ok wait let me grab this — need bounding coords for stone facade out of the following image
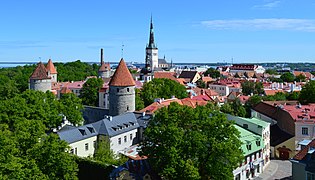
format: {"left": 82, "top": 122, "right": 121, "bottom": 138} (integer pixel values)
{"left": 109, "top": 86, "right": 135, "bottom": 116}
{"left": 29, "top": 78, "right": 52, "bottom": 92}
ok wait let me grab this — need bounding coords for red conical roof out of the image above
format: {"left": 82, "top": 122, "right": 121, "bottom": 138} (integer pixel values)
{"left": 109, "top": 59, "right": 135, "bottom": 86}
{"left": 30, "top": 62, "right": 50, "bottom": 80}
{"left": 46, "top": 59, "right": 57, "bottom": 74}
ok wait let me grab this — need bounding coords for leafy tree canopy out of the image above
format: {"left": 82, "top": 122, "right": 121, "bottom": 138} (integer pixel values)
{"left": 221, "top": 99, "right": 247, "bottom": 117}
{"left": 140, "top": 78, "right": 187, "bottom": 106}
{"left": 79, "top": 78, "right": 104, "bottom": 106}
{"left": 135, "top": 88, "right": 145, "bottom": 111}
{"left": 204, "top": 68, "right": 220, "bottom": 78}
{"left": 280, "top": 72, "right": 295, "bottom": 82}
{"left": 241, "top": 81, "right": 264, "bottom": 95}
{"left": 141, "top": 103, "right": 243, "bottom": 179}
{"left": 299, "top": 80, "right": 315, "bottom": 104}
{"left": 265, "top": 69, "right": 278, "bottom": 75}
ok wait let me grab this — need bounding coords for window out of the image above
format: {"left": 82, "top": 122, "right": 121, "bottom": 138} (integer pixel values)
{"left": 103, "top": 94, "right": 106, "bottom": 98}
{"left": 124, "top": 136, "right": 127, "bottom": 142}
{"left": 118, "top": 138, "right": 121, "bottom": 145}
{"left": 85, "top": 143, "right": 89, "bottom": 151}
{"left": 256, "top": 140, "right": 260, "bottom": 146}
{"left": 302, "top": 127, "right": 309, "bottom": 135}
{"left": 75, "top": 148, "right": 77, "bottom": 155}
{"left": 243, "top": 124, "right": 248, "bottom": 129}
{"left": 117, "top": 88, "right": 119, "bottom": 92}
{"left": 127, "top": 106, "right": 129, "bottom": 111}
{"left": 247, "top": 144, "right": 251, "bottom": 150}
{"left": 130, "top": 134, "right": 133, "bottom": 140}
{"left": 70, "top": 149, "right": 74, "bottom": 154}
{"left": 93, "top": 141, "right": 96, "bottom": 148}
{"left": 127, "top": 88, "right": 129, "bottom": 92}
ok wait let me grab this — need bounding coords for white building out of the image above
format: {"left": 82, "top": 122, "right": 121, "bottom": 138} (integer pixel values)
{"left": 57, "top": 112, "right": 139, "bottom": 157}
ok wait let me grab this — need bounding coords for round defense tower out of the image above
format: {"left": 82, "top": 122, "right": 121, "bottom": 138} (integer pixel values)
{"left": 29, "top": 62, "right": 52, "bottom": 92}
{"left": 109, "top": 58, "right": 135, "bottom": 116}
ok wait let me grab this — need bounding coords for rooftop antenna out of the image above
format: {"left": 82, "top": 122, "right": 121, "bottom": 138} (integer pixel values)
{"left": 39, "top": 57, "right": 41, "bottom": 62}
{"left": 121, "top": 43, "right": 124, "bottom": 58}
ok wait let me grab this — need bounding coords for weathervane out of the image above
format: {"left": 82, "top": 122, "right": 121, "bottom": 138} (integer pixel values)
{"left": 121, "top": 43, "right": 124, "bottom": 58}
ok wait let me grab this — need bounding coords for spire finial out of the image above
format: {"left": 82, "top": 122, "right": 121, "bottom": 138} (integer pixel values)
{"left": 121, "top": 43, "right": 124, "bottom": 58}
{"left": 100, "top": 48, "right": 104, "bottom": 64}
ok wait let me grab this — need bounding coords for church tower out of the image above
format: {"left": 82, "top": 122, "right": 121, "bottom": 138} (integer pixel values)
{"left": 109, "top": 58, "right": 135, "bottom": 116}
{"left": 146, "top": 16, "right": 158, "bottom": 70}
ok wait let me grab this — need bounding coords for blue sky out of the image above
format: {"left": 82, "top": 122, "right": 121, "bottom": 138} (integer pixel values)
{"left": 1, "top": 0, "right": 315, "bottom": 63}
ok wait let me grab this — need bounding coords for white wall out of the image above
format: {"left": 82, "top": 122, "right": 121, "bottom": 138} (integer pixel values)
{"left": 209, "top": 84, "right": 229, "bottom": 96}
{"left": 110, "top": 129, "right": 138, "bottom": 154}
{"left": 69, "top": 136, "right": 98, "bottom": 158}
{"left": 295, "top": 123, "right": 315, "bottom": 147}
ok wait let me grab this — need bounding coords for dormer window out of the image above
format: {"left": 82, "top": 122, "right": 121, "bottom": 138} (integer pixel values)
{"left": 246, "top": 144, "right": 251, "bottom": 150}
{"left": 243, "top": 124, "right": 248, "bottom": 129}
{"left": 79, "top": 129, "right": 87, "bottom": 136}
{"left": 256, "top": 140, "right": 261, "bottom": 146}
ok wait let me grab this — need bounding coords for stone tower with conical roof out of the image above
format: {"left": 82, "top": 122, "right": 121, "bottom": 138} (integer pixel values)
{"left": 98, "top": 48, "right": 111, "bottom": 78}
{"left": 46, "top": 59, "right": 58, "bottom": 82}
{"left": 109, "top": 58, "right": 135, "bottom": 116}
{"left": 146, "top": 16, "right": 158, "bottom": 70}
{"left": 29, "top": 62, "right": 52, "bottom": 92}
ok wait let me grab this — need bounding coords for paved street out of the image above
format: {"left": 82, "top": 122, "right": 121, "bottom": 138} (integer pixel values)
{"left": 255, "top": 159, "right": 292, "bottom": 180}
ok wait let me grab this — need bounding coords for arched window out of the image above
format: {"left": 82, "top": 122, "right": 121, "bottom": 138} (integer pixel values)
{"left": 127, "top": 88, "right": 130, "bottom": 92}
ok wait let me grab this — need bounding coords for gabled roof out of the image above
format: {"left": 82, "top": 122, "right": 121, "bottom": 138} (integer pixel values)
{"left": 60, "top": 86, "right": 72, "bottom": 94}
{"left": 99, "top": 62, "right": 111, "bottom": 72}
{"left": 58, "top": 112, "right": 139, "bottom": 144}
{"left": 178, "top": 71, "right": 198, "bottom": 80}
{"left": 109, "top": 59, "right": 135, "bottom": 86}
{"left": 270, "top": 125, "right": 294, "bottom": 146}
{"left": 153, "top": 72, "right": 177, "bottom": 81}
{"left": 30, "top": 62, "right": 51, "bottom": 80}
{"left": 293, "top": 139, "right": 315, "bottom": 161}
{"left": 46, "top": 59, "right": 57, "bottom": 74}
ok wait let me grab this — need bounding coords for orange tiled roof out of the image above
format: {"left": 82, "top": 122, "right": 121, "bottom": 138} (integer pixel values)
{"left": 30, "top": 62, "right": 50, "bottom": 80}
{"left": 109, "top": 59, "right": 135, "bottom": 86}
{"left": 139, "top": 98, "right": 208, "bottom": 114}
{"left": 154, "top": 72, "right": 177, "bottom": 81}
{"left": 264, "top": 89, "right": 284, "bottom": 96}
{"left": 60, "top": 86, "right": 72, "bottom": 94}
{"left": 46, "top": 59, "right": 57, "bottom": 74}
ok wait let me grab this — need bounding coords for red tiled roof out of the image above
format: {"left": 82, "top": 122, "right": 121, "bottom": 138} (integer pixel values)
{"left": 109, "top": 59, "right": 135, "bottom": 86}
{"left": 60, "top": 86, "right": 72, "bottom": 94}
{"left": 139, "top": 98, "right": 208, "bottom": 113}
{"left": 264, "top": 89, "right": 285, "bottom": 96}
{"left": 46, "top": 59, "right": 57, "bottom": 74}
{"left": 202, "top": 76, "right": 214, "bottom": 82}
{"left": 154, "top": 72, "right": 177, "bottom": 81}
{"left": 30, "top": 62, "right": 50, "bottom": 80}
{"left": 293, "top": 139, "right": 315, "bottom": 161}
{"left": 99, "top": 62, "right": 110, "bottom": 72}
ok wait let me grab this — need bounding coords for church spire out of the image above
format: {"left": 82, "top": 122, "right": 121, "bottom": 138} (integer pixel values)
{"left": 147, "top": 15, "right": 156, "bottom": 49}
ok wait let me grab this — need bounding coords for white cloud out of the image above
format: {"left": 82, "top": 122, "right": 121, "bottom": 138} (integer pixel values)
{"left": 253, "top": 0, "right": 281, "bottom": 9}
{"left": 201, "top": 19, "right": 315, "bottom": 32}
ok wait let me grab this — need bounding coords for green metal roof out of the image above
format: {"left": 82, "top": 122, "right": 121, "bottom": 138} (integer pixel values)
{"left": 228, "top": 114, "right": 269, "bottom": 128}
{"left": 234, "top": 124, "right": 263, "bottom": 156}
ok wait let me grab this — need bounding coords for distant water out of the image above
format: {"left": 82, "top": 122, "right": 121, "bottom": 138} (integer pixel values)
{"left": 0, "top": 62, "right": 36, "bottom": 68}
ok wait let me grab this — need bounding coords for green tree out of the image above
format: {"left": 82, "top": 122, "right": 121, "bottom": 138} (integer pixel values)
{"left": 241, "top": 81, "right": 264, "bottom": 95}
{"left": 135, "top": 88, "right": 145, "bottom": 111}
{"left": 141, "top": 103, "right": 243, "bottom": 179}
{"left": 140, "top": 78, "right": 187, "bottom": 106}
{"left": 299, "top": 80, "right": 315, "bottom": 104}
{"left": 0, "top": 75, "right": 19, "bottom": 100}
{"left": 29, "top": 134, "right": 78, "bottom": 180}
{"left": 221, "top": 99, "right": 246, "bottom": 117}
{"left": 287, "top": 91, "right": 300, "bottom": 100}
{"left": 204, "top": 68, "right": 220, "bottom": 78}
{"left": 79, "top": 78, "right": 104, "bottom": 106}
{"left": 280, "top": 72, "right": 295, "bottom": 82}
{"left": 265, "top": 69, "right": 278, "bottom": 75}
{"left": 59, "top": 93, "right": 84, "bottom": 125}
{"left": 93, "top": 138, "right": 127, "bottom": 166}
{"left": 295, "top": 74, "right": 306, "bottom": 82}
{"left": 196, "top": 79, "right": 207, "bottom": 88}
